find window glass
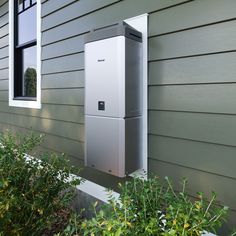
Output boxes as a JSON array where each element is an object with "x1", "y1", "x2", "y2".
[
  {"x1": 18, "y1": 4, "x2": 36, "y2": 45},
  {"x1": 22, "y1": 46, "x2": 37, "y2": 97},
  {"x1": 24, "y1": 0, "x2": 30, "y2": 9},
  {"x1": 18, "y1": 0, "x2": 23, "y2": 12}
]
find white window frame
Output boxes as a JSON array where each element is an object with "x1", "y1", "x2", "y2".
[{"x1": 9, "y1": 0, "x2": 41, "y2": 109}]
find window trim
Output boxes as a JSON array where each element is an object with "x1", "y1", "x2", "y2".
[{"x1": 9, "y1": 0, "x2": 41, "y2": 109}]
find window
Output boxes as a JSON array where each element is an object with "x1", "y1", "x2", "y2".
[{"x1": 9, "y1": 0, "x2": 41, "y2": 109}]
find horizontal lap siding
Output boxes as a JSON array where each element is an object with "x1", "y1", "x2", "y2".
[
  {"x1": 0, "y1": 79, "x2": 7, "y2": 90},
  {"x1": 0, "y1": 13, "x2": 8, "y2": 28},
  {"x1": 149, "y1": 84, "x2": 236, "y2": 114},
  {"x1": 0, "y1": 121, "x2": 84, "y2": 159},
  {"x1": 0, "y1": 101, "x2": 84, "y2": 124},
  {"x1": 0, "y1": 24, "x2": 8, "y2": 38},
  {"x1": 42, "y1": 0, "x2": 121, "y2": 30},
  {"x1": 149, "y1": 110, "x2": 236, "y2": 149},
  {"x1": 148, "y1": 1, "x2": 236, "y2": 232},
  {"x1": 41, "y1": 0, "x2": 77, "y2": 17},
  {"x1": 0, "y1": 68, "x2": 8, "y2": 79},
  {"x1": 0, "y1": 35, "x2": 8, "y2": 49},
  {"x1": 0, "y1": 111, "x2": 84, "y2": 142},
  {"x1": 0, "y1": 57, "x2": 8, "y2": 69},
  {"x1": 42, "y1": 71, "x2": 84, "y2": 89},
  {"x1": 149, "y1": 52, "x2": 236, "y2": 85},
  {"x1": 149, "y1": 0, "x2": 236, "y2": 36},
  {"x1": 149, "y1": 134, "x2": 236, "y2": 179},
  {"x1": 149, "y1": 20, "x2": 236, "y2": 61},
  {"x1": 39, "y1": 0, "x2": 192, "y2": 188},
  {"x1": 149, "y1": 159, "x2": 236, "y2": 210},
  {"x1": 42, "y1": 53, "x2": 84, "y2": 74},
  {"x1": 41, "y1": 0, "x2": 187, "y2": 45}
]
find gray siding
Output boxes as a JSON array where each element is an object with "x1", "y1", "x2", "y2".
[{"x1": 0, "y1": 0, "x2": 236, "y2": 232}]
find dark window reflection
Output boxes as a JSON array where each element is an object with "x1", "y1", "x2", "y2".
[
  {"x1": 23, "y1": 46, "x2": 37, "y2": 97},
  {"x1": 18, "y1": 0, "x2": 23, "y2": 13},
  {"x1": 18, "y1": 4, "x2": 36, "y2": 45},
  {"x1": 14, "y1": 0, "x2": 37, "y2": 99}
]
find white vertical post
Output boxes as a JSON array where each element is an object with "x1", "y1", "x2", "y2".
[{"x1": 125, "y1": 14, "x2": 149, "y2": 177}]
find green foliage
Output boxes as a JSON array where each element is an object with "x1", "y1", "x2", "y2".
[
  {"x1": 61, "y1": 176, "x2": 228, "y2": 236},
  {"x1": 24, "y1": 67, "x2": 37, "y2": 97},
  {"x1": 0, "y1": 131, "x2": 81, "y2": 236},
  {"x1": 231, "y1": 230, "x2": 236, "y2": 236}
]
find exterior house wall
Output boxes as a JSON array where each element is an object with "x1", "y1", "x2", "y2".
[{"x1": 0, "y1": 0, "x2": 236, "y2": 232}]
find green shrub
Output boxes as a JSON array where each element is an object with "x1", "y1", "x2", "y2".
[
  {"x1": 61, "y1": 176, "x2": 228, "y2": 236},
  {"x1": 0, "y1": 131, "x2": 81, "y2": 236}
]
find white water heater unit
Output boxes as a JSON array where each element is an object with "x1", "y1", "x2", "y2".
[{"x1": 85, "y1": 22, "x2": 143, "y2": 177}]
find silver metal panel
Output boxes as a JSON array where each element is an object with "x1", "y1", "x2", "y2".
[
  {"x1": 85, "y1": 36, "x2": 125, "y2": 118},
  {"x1": 85, "y1": 115, "x2": 141, "y2": 177},
  {"x1": 85, "y1": 36, "x2": 142, "y2": 118},
  {"x1": 125, "y1": 116, "x2": 142, "y2": 174},
  {"x1": 85, "y1": 115, "x2": 125, "y2": 177},
  {"x1": 125, "y1": 38, "x2": 142, "y2": 117},
  {"x1": 85, "y1": 30, "x2": 142, "y2": 177}
]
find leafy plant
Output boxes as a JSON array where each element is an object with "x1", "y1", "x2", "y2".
[
  {"x1": 231, "y1": 230, "x2": 236, "y2": 236},
  {"x1": 60, "y1": 176, "x2": 228, "y2": 236},
  {"x1": 0, "y1": 131, "x2": 81, "y2": 236}
]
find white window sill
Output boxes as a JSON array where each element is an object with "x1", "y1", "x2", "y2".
[{"x1": 9, "y1": 99, "x2": 41, "y2": 109}]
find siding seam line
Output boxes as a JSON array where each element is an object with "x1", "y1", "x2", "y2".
[
  {"x1": 42, "y1": 87, "x2": 84, "y2": 90},
  {"x1": 42, "y1": 68, "x2": 84, "y2": 76},
  {"x1": 42, "y1": 0, "x2": 191, "y2": 33},
  {"x1": 39, "y1": 144, "x2": 84, "y2": 163},
  {"x1": 42, "y1": 51, "x2": 83, "y2": 61},
  {"x1": 0, "y1": 44, "x2": 9, "y2": 50},
  {"x1": 0, "y1": 22, "x2": 8, "y2": 30},
  {"x1": 148, "y1": 50, "x2": 236, "y2": 62},
  {"x1": 42, "y1": 31, "x2": 88, "y2": 47},
  {"x1": 149, "y1": 82, "x2": 236, "y2": 86},
  {"x1": 0, "y1": 1, "x2": 7, "y2": 9},
  {"x1": 149, "y1": 17, "x2": 236, "y2": 38},
  {"x1": 0, "y1": 45, "x2": 8, "y2": 50},
  {"x1": 41, "y1": 103, "x2": 84, "y2": 107},
  {"x1": 148, "y1": 133, "x2": 236, "y2": 149},
  {"x1": 0, "y1": 33, "x2": 8, "y2": 40},
  {"x1": 42, "y1": 68, "x2": 84, "y2": 75},
  {"x1": 0, "y1": 119, "x2": 84, "y2": 144},
  {"x1": 0, "y1": 56, "x2": 8, "y2": 60},
  {"x1": 42, "y1": 0, "x2": 122, "y2": 31},
  {"x1": 148, "y1": 0, "x2": 193, "y2": 15},
  {"x1": 0, "y1": 109, "x2": 84, "y2": 125},
  {"x1": 149, "y1": 157, "x2": 236, "y2": 181},
  {"x1": 149, "y1": 109, "x2": 236, "y2": 116},
  {"x1": 42, "y1": 0, "x2": 80, "y2": 18},
  {"x1": 0, "y1": 11, "x2": 8, "y2": 20},
  {"x1": 0, "y1": 100, "x2": 84, "y2": 108}
]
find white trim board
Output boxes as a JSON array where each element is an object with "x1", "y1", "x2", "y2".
[
  {"x1": 125, "y1": 13, "x2": 148, "y2": 177},
  {"x1": 8, "y1": 0, "x2": 41, "y2": 109},
  {"x1": 77, "y1": 179, "x2": 120, "y2": 204}
]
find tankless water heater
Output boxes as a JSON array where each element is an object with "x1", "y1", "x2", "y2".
[{"x1": 85, "y1": 22, "x2": 142, "y2": 177}]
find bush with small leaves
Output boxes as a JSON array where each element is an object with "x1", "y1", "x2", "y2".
[
  {"x1": 0, "y1": 131, "x2": 81, "y2": 236},
  {"x1": 60, "y1": 176, "x2": 228, "y2": 236}
]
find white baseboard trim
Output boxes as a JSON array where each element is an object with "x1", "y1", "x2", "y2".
[{"x1": 76, "y1": 179, "x2": 120, "y2": 204}]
